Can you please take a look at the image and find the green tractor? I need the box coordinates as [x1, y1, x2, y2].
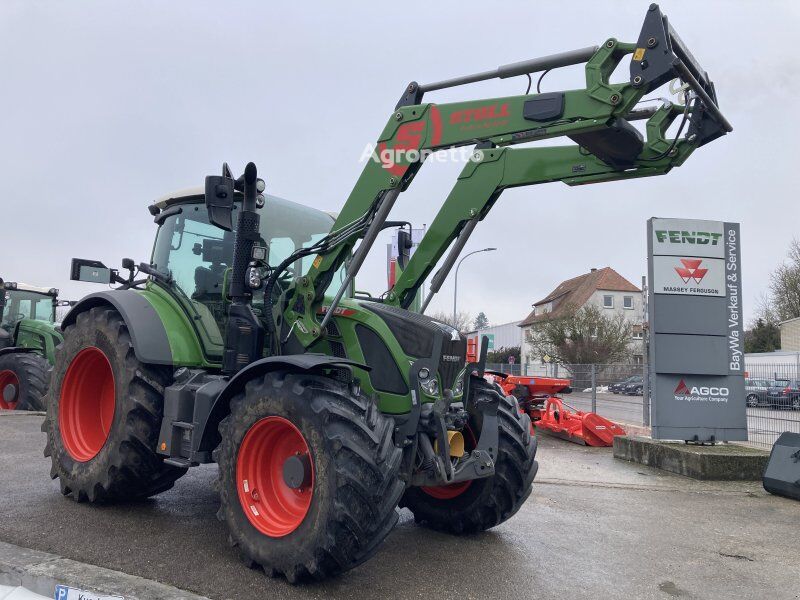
[43, 5, 729, 582]
[0, 279, 64, 410]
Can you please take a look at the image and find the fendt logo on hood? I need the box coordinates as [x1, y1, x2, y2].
[674, 379, 730, 402]
[674, 258, 708, 284]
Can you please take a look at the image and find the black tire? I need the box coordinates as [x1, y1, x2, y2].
[215, 371, 405, 583]
[0, 352, 49, 411]
[42, 306, 186, 502]
[746, 394, 759, 408]
[792, 396, 800, 411]
[400, 379, 538, 534]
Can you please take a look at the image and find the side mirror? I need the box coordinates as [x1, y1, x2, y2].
[396, 228, 413, 269]
[70, 258, 113, 284]
[205, 163, 236, 231]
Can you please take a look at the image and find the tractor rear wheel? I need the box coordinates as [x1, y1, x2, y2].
[215, 371, 404, 582]
[42, 306, 186, 502]
[400, 380, 538, 534]
[0, 352, 49, 411]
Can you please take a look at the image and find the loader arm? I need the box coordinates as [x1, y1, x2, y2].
[386, 100, 696, 310]
[280, 3, 730, 350]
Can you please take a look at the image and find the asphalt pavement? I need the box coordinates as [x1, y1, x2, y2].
[1, 413, 799, 600]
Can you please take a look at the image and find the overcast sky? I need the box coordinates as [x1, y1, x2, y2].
[1, 1, 797, 327]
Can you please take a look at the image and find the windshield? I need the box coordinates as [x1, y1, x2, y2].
[150, 195, 348, 353]
[1, 290, 54, 331]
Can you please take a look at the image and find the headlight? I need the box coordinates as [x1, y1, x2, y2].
[420, 378, 438, 396]
[418, 368, 439, 396]
[452, 371, 465, 396]
[247, 267, 262, 289]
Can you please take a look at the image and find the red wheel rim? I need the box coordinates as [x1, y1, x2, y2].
[0, 370, 20, 410]
[236, 416, 314, 538]
[58, 347, 116, 462]
[421, 426, 477, 500]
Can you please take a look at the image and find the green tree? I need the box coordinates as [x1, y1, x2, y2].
[473, 311, 489, 330]
[525, 303, 632, 364]
[486, 346, 521, 364]
[744, 318, 781, 353]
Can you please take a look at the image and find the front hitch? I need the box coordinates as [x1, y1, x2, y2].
[410, 382, 501, 487]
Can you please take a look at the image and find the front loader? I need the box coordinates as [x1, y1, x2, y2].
[43, 5, 730, 582]
[0, 279, 64, 410]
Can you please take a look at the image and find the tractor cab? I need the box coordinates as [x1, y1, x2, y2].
[0, 282, 58, 336]
[146, 189, 350, 359]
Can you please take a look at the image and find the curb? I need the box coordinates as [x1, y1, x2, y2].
[0, 541, 210, 600]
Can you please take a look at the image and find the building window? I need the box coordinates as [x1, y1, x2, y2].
[632, 330, 643, 339]
[633, 355, 644, 365]
[623, 295, 633, 309]
[603, 295, 614, 308]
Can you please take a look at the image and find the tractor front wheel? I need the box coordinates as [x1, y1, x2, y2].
[215, 371, 404, 582]
[401, 381, 538, 534]
[43, 307, 187, 502]
[0, 352, 49, 411]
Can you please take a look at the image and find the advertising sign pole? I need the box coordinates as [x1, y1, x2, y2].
[647, 218, 747, 442]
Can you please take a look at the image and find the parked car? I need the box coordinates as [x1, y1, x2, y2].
[765, 379, 800, 410]
[609, 375, 642, 394]
[623, 379, 644, 396]
[745, 378, 773, 407]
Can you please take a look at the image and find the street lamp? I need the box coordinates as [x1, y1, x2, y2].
[453, 247, 497, 326]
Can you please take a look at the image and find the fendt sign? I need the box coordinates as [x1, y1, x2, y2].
[647, 218, 747, 442]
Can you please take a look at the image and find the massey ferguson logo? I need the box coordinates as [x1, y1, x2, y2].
[674, 379, 729, 402]
[450, 103, 510, 125]
[674, 258, 708, 284]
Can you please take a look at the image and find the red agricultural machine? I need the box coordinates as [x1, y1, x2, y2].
[487, 372, 625, 447]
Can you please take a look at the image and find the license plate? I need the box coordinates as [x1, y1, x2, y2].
[55, 585, 124, 600]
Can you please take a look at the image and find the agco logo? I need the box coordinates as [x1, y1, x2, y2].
[655, 230, 722, 246]
[674, 379, 730, 400]
[449, 103, 510, 125]
[674, 258, 708, 284]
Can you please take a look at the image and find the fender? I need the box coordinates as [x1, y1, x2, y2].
[62, 291, 173, 365]
[197, 354, 370, 454]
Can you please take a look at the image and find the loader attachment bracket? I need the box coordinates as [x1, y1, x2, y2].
[630, 3, 731, 143]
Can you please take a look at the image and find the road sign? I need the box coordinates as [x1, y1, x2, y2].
[647, 218, 747, 442]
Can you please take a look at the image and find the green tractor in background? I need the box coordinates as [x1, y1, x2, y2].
[42, 5, 730, 582]
[0, 279, 64, 410]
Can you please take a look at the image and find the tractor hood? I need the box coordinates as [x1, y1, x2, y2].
[360, 301, 467, 393]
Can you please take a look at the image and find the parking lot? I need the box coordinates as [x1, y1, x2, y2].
[2, 412, 799, 600]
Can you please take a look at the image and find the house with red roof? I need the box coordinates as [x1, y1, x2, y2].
[519, 267, 645, 365]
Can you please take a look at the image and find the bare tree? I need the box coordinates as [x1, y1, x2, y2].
[525, 303, 632, 364]
[768, 238, 800, 321]
[429, 310, 473, 333]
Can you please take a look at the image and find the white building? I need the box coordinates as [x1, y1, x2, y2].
[779, 316, 800, 352]
[465, 321, 523, 363]
[519, 267, 645, 364]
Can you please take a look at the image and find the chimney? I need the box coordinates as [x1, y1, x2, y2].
[590, 268, 597, 272]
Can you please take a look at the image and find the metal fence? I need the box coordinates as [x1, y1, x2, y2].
[740, 362, 800, 449]
[484, 361, 800, 449]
